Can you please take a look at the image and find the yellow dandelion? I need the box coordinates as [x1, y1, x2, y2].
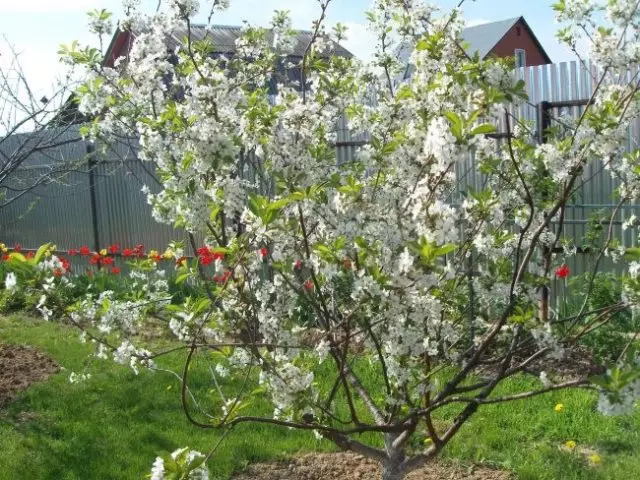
[564, 440, 576, 451]
[587, 453, 601, 466]
[554, 403, 564, 413]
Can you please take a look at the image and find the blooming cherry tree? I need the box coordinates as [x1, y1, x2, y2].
[52, 0, 640, 478]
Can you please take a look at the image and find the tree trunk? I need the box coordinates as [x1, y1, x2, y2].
[381, 463, 403, 480]
[381, 433, 405, 480]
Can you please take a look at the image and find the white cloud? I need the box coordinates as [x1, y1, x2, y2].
[0, 42, 74, 99]
[341, 22, 376, 62]
[0, 0, 100, 13]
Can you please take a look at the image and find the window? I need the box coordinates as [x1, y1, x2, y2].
[516, 26, 522, 36]
[515, 49, 526, 68]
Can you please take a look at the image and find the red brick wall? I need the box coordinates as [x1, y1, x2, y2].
[488, 20, 550, 66]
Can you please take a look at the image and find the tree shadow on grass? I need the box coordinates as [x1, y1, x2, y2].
[597, 439, 635, 455]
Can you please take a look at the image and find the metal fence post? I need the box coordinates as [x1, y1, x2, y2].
[86, 143, 101, 255]
[537, 101, 552, 322]
[537, 101, 552, 144]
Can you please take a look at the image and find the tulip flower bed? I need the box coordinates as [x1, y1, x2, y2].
[1, 241, 633, 367]
[0, 241, 206, 320]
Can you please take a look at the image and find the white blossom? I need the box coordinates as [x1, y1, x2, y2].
[4, 272, 17, 291]
[150, 448, 208, 480]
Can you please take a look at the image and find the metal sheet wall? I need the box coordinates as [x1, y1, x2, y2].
[1, 124, 94, 249]
[0, 60, 638, 278]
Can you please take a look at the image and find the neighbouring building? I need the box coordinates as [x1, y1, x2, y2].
[462, 16, 552, 67]
[53, 25, 353, 126]
[397, 16, 552, 84]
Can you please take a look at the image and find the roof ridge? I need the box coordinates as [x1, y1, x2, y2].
[462, 17, 521, 31]
[460, 16, 524, 59]
[188, 23, 314, 35]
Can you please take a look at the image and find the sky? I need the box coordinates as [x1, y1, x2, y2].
[0, 0, 580, 101]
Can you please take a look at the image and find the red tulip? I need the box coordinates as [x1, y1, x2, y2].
[555, 264, 570, 279]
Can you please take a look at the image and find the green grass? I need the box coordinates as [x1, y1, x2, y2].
[0, 315, 330, 479]
[2, 314, 640, 479]
[439, 374, 640, 479]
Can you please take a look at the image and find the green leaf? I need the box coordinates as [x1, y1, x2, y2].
[443, 111, 464, 140]
[8, 252, 27, 263]
[33, 243, 51, 265]
[434, 244, 456, 256]
[625, 247, 640, 261]
[470, 123, 497, 136]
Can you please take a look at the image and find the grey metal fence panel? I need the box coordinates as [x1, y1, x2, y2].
[92, 159, 188, 251]
[0, 166, 94, 249]
[0, 124, 94, 250]
[0, 60, 638, 281]
[0, 123, 86, 168]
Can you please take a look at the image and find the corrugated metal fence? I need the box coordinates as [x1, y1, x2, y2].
[1, 61, 639, 280]
[0, 127, 185, 252]
[536, 62, 640, 277]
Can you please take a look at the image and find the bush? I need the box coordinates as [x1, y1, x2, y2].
[0, 288, 26, 314]
[569, 273, 637, 363]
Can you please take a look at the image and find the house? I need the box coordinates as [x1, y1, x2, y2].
[397, 16, 552, 84]
[103, 24, 352, 68]
[52, 25, 353, 126]
[462, 17, 552, 67]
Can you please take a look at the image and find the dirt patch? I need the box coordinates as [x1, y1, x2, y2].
[477, 344, 604, 383]
[0, 344, 59, 408]
[232, 452, 512, 480]
[520, 344, 605, 381]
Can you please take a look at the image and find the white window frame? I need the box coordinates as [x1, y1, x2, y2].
[515, 49, 526, 68]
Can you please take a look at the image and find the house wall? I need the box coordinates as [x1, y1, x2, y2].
[104, 31, 133, 68]
[488, 20, 550, 66]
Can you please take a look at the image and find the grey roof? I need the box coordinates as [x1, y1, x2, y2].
[396, 17, 532, 83]
[54, 25, 353, 127]
[461, 17, 520, 59]
[397, 17, 521, 65]
[163, 25, 353, 93]
[167, 24, 353, 58]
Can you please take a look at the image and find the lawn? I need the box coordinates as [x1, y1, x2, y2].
[1, 313, 640, 479]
